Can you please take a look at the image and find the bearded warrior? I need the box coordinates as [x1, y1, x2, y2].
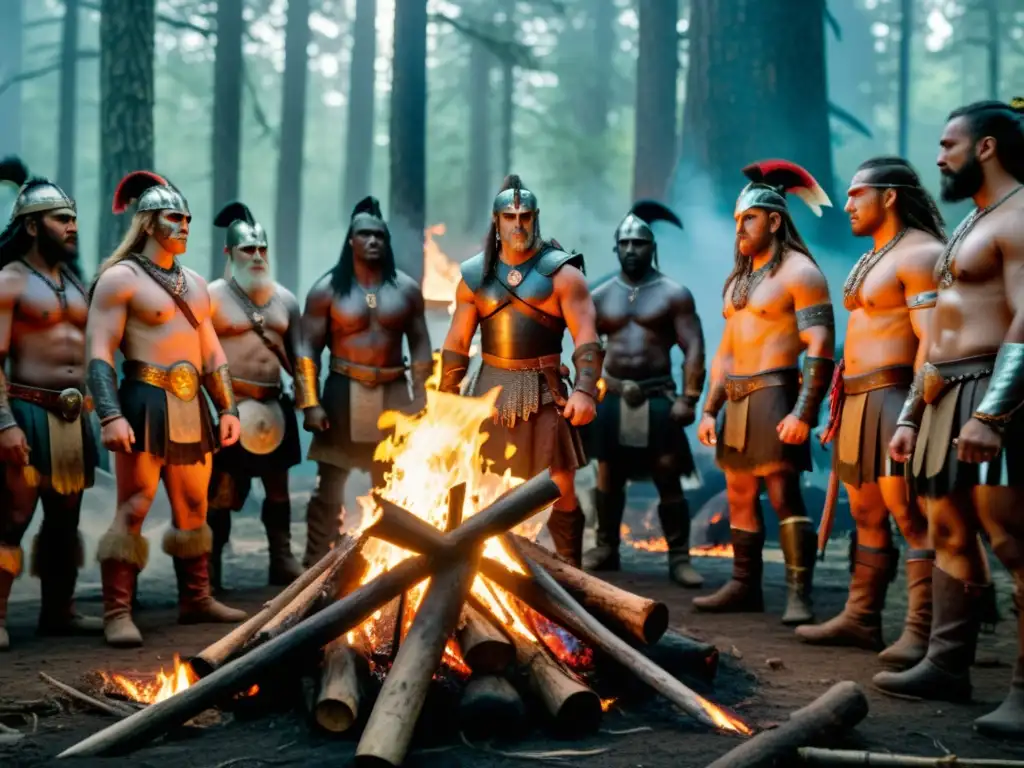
[0, 157, 101, 649]
[694, 160, 836, 625]
[206, 201, 320, 592]
[87, 171, 247, 647]
[439, 174, 602, 567]
[582, 201, 706, 587]
[301, 196, 432, 567]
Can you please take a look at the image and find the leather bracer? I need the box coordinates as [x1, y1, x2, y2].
[896, 368, 926, 430]
[572, 341, 605, 400]
[973, 342, 1024, 429]
[88, 359, 123, 426]
[791, 357, 835, 426]
[439, 349, 470, 395]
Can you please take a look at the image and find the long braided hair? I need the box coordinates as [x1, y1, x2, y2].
[722, 209, 812, 301]
[855, 156, 946, 242]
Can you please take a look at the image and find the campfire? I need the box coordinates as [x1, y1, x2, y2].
[69, 359, 751, 762]
[421, 223, 461, 314]
[622, 511, 735, 558]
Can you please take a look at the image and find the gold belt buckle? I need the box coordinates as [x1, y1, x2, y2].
[168, 363, 199, 402]
[621, 380, 645, 408]
[57, 388, 83, 423]
[921, 362, 946, 405]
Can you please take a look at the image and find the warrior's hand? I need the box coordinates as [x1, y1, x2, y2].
[889, 426, 918, 463]
[220, 414, 241, 447]
[777, 414, 810, 445]
[562, 391, 596, 427]
[100, 417, 135, 454]
[696, 414, 717, 447]
[955, 417, 1002, 464]
[670, 397, 696, 426]
[303, 405, 329, 433]
[0, 426, 30, 466]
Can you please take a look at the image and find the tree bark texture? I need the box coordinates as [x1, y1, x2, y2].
[211, 0, 245, 279]
[342, 0, 377, 218]
[633, 0, 678, 201]
[274, 0, 311, 293]
[498, 18, 514, 177]
[0, 0, 23, 156]
[388, 0, 427, 284]
[985, 0, 1000, 100]
[464, 38, 491, 234]
[678, 0, 835, 222]
[98, 0, 155, 265]
[58, 0, 80, 197]
[897, 0, 912, 158]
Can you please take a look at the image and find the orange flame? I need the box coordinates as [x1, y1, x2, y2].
[600, 698, 616, 712]
[101, 655, 197, 704]
[620, 512, 734, 558]
[422, 223, 462, 314]
[698, 698, 753, 736]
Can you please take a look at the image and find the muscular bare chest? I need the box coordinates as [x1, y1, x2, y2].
[596, 281, 673, 336]
[947, 218, 1003, 286]
[854, 254, 905, 311]
[724, 273, 791, 322]
[213, 291, 289, 339]
[330, 283, 411, 338]
[14, 276, 88, 333]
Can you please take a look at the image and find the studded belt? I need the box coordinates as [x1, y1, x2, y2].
[123, 360, 201, 402]
[920, 354, 996, 405]
[231, 377, 282, 402]
[7, 383, 93, 422]
[843, 365, 914, 396]
[724, 368, 799, 402]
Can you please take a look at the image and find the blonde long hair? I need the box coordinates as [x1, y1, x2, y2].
[98, 210, 159, 276]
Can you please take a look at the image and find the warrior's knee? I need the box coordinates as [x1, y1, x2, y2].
[120, 490, 156, 528]
[764, 472, 805, 518]
[929, 518, 974, 557]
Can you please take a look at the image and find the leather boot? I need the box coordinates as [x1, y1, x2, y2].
[164, 526, 247, 624]
[0, 545, 22, 651]
[34, 531, 102, 636]
[207, 506, 231, 595]
[658, 499, 704, 588]
[96, 530, 147, 648]
[878, 550, 934, 669]
[779, 516, 817, 625]
[692, 528, 765, 612]
[304, 465, 345, 568]
[795, 544, 893, 648]
[975, 584, 1024, 739]
[582, 489, 625, 571]
[262, 499, 303, 586]
[546, 507, 585, 567]
[872, 566, 981, 702]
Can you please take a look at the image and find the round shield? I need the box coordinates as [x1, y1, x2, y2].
[238, 398, 286, 455]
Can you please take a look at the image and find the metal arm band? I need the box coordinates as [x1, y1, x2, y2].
[796, 303, 835, 332]
[907, 290, 938, 310]
[973, 342, 1024, 427]
[203, 364, 239, 417]
[572, 341, 605, 399]
[703, 382, 727, 417]
[0, 369, 17, 432]
[439, 349, 470, 395]
[791, 356, 835, 426]
[87, 359, 123, 425]
[292, 356, 320, 410]
[683, 361, 706, 402]
[896, 369, 925, 430]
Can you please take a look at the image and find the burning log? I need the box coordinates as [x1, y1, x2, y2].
[458, 675, 526, 740]
[457, 603, 515, 674]
[315, 635, 369, 734]
[39, 673, 136, 718]
[704, 682, 869, 768]
[57, 471, 561, 758]
[355, 556, 478, 767]
[638, 630, 719, 685]
[511, 535, 669, 645]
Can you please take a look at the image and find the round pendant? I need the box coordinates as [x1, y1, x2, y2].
[507, 269, 523, 287]
[252, 312, 264, 327]
[365, 292, 378, 309]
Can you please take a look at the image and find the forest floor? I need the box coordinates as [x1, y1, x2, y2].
[3, 475, 1024, 767]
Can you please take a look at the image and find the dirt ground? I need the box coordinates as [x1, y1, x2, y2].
[3, 478, 1024, 767]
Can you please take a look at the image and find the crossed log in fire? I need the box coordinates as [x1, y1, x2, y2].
[60, 384, 752, 765]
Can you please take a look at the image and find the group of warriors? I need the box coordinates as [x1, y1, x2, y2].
[0, 96, 1022, 739]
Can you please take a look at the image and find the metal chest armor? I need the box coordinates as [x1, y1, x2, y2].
[460, 246, 583, 360]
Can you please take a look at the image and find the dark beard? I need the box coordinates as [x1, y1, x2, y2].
[37, 224, 77, 267]
[940, 156, 983, 202]
[620, 255, 653, 281]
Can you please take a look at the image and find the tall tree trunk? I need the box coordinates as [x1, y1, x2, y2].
[211, 0, 244, 278]
[388, 0, 427, 284]
[587, 2, 614, 137]
[633, 0, 678, 201]
[499, 60, 513, 175]
[274, 0, 310, 293]
[897, 0, 911, 157]
[98, 0, 155, 264]
[0, 0, 23, 156]
[342, 0, 377, 218]
[58, 0, 79, 196]
[678, 0, 834, 232]
[985, 0, 999, 99]
[464, 39, 490, 234]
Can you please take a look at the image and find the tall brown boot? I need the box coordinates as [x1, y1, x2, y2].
[872, 566, 981, 702]
[582, 489, 625, 571]
[96, 531, 147, 648]
[33, 531, 102, 636]
[795, 544, 894, 648]
[975, 583, 1024, 739]
[546, 507, 585, 567]
[0, 545, 23, 651]
[692, 528, 765, 613]
[304, 464, 346, 568]
[779, 516, 817, 625]
[878, 550, 933, 669]
[262, 499, 303, 586]
[164, 526, 247, 624]
[659, 499, 704, 588]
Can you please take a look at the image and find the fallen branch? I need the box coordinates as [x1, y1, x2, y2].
[457, 603, 515, 674]
[38, 673, 134, 718]
[798, 747, 1024, 767]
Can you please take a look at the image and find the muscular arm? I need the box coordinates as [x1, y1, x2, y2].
[704, 311, 733, 416]
[999, 219, 1024, 344]
[403, 279, 433, 398]
[438, 279, 478, 393]
[282, 288, 321, 410]
[302, 276, 333, 362]
[555, 266, 599, 347]
[790, 262, 835, 359]
[672, 286, 706, 401]
[899, 241, 942, 370]
[86, 266, 133, 423]
[0, 268, 23, 431]
[195, 277, 238, 416]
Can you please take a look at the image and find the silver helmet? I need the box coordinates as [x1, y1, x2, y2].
[614, 200, 683, 244]
[0, 156, 76, 223]
[735, 160, 831, 218]
[112, 170, 190, 217]
[214, 201, 268, 249]
[492, 174, 539, 215]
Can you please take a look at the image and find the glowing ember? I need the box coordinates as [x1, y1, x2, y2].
[600, 698, 616, 712]
[101, 655, 197, 704]
[698, 698, 753, 735]
[421, 223, 462, 314]
[620, 514, 734, 558]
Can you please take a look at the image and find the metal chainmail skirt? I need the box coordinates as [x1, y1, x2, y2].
[466, 364, 554, 427]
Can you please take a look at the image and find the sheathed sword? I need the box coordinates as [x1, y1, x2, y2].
[816, 359, 845, 560]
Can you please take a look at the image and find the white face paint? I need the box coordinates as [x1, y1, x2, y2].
[151, 211, 191, 255]
[231, 244, 272, 292]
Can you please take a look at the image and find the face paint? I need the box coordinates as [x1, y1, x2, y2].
[152, 211, 190, 254]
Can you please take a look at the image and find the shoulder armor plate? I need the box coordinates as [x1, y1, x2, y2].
[536, 247, 585, 277]
[460, 252, 486, 292]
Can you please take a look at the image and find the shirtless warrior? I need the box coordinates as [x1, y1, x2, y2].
[795, 158, 945, 665]
[440, 175, 602, 567]
[206, 201, 320, 591]
[0, 157, 101, 649]
[582, 201, 706, 587]
[87, 171, 247, 647]
[301, 196, 432, 566]
[872, 99, 1024, 739]
[694, 161, 836, 625]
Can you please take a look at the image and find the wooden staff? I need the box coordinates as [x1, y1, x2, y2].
[511, 535, 669, 645]
[798, 748, 1024, 767]
[457, 603, 515, 674]
[703, 682, 868, 768]
[458, 675, 526, 740]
